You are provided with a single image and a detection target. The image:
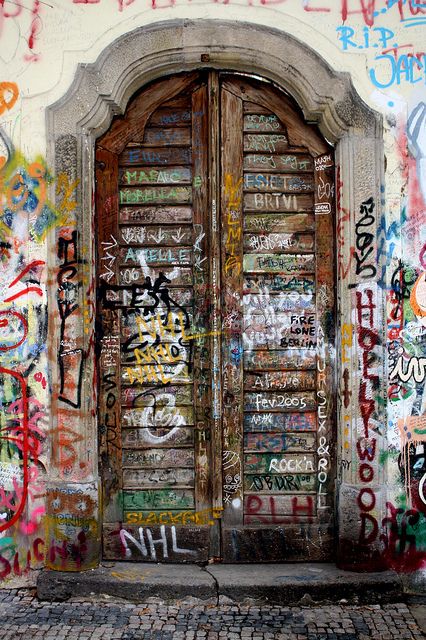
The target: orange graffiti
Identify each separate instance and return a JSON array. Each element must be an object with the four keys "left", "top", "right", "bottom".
[
  {"left": 410, "top": 272, "right": 426, "bottom": 319},
  {"left": 0, "top": 83, "right": 19, "bottom": 116},
  {"left": 5, "top": 162, "right": 48, "bottom": 217},
  {"left": 49, "top": 423, "right": 87, "bottom": 477},
  {"left": 46, "top": 489, "right": 96, "bottom": 517}
]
